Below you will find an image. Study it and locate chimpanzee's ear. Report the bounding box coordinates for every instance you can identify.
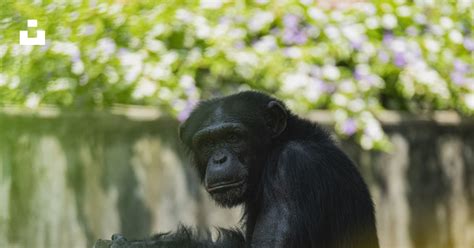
[265,101,288,137]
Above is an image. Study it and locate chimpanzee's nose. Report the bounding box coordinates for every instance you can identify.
[212,151,228,164]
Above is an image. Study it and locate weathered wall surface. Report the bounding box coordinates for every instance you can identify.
[0,108,473,248]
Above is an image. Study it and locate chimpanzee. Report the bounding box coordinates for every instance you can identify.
[101,91,379,248]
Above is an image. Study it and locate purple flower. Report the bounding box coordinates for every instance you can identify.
[320,81,336,93]
[394,52,407,67]
[270,27,280,35]
[72,53,81,63]
[350,39,363,50]
[450,60,471,85]
[348,34,367,50]
[464,38,474,51]
[406,26,418,36]
[283,30,307,45]
[281,14,308,45]
[83,25,96,36]
[378,51,390,63]
[283,14,299,29]
[234,41,245,49]
[342,119,357,136]
[383,33,394,45]
[219,16,231,25]
[178,100,198,122]
[454,60,470,74]
[450,72,465,85]
[354,68,363,81]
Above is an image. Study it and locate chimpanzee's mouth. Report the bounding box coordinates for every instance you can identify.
[206,179,245,193]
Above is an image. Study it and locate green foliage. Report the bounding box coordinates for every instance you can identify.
[0,0,473,150]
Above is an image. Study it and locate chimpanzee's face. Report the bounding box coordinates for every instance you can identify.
[190,119,251,207]
[179,94,288,207]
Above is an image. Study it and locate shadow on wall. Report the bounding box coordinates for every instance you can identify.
[342,121,474,248]
[0,111,242,248]
[0,109,473,248]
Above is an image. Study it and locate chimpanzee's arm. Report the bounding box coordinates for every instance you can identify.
[249,201,291,248]
[96,226,245,248]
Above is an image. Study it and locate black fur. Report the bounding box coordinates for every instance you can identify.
[107,91,379,248]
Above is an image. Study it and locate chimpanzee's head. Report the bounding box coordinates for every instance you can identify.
[179,91,288,207]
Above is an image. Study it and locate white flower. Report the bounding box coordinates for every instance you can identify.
[304,79,322,101]
[52,42,80,57]
[179,75,195,88]
[308,7,327,22]
[464,94,474,110]
[176,9,194,23]
[253,35,277,53]
[390,39,407,53]
[133,78,157,99]
[248,11,274,33]
[365,17,379,29]
[449,30,463,44]
[332,93,348,106]
[414,14,427,24]
[229,51,259,67]
[358,3,376,15]
[194,16,211,38]
[324,25,340,40]
[0,73,6,86]
[284,47,302,59]
[396,6,411,17]
[334,109,348,122]
[330,11,343,22]
[430,25,444,36]
[339,80,355,93]
[9,76,20,89]
[300,0,313,5]
[348,99,365,112]
[440,17,454,29]
[200,0,222,9]
[360,134,374,150]
[281,72,308,92]
[342,24,365,41]
[161,52,178,65]
[365,119,383,140]
[118,49,144,82]
[322,64,340,81]
[78,24,96,36]
[145,39,165,52]
[72,60,84,75]
[424,38,440,52]
[25,93,40,108]
[144,62,171,81]
[382,14,398,29]
[48,78,71,91]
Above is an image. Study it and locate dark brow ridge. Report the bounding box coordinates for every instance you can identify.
[192,123,247,145]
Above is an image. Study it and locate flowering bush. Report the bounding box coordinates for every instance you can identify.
[0,0,473,150]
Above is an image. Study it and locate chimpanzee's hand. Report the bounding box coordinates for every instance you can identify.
[94,234,147,248]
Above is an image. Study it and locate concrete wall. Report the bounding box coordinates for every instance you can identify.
[0,107,473,248]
